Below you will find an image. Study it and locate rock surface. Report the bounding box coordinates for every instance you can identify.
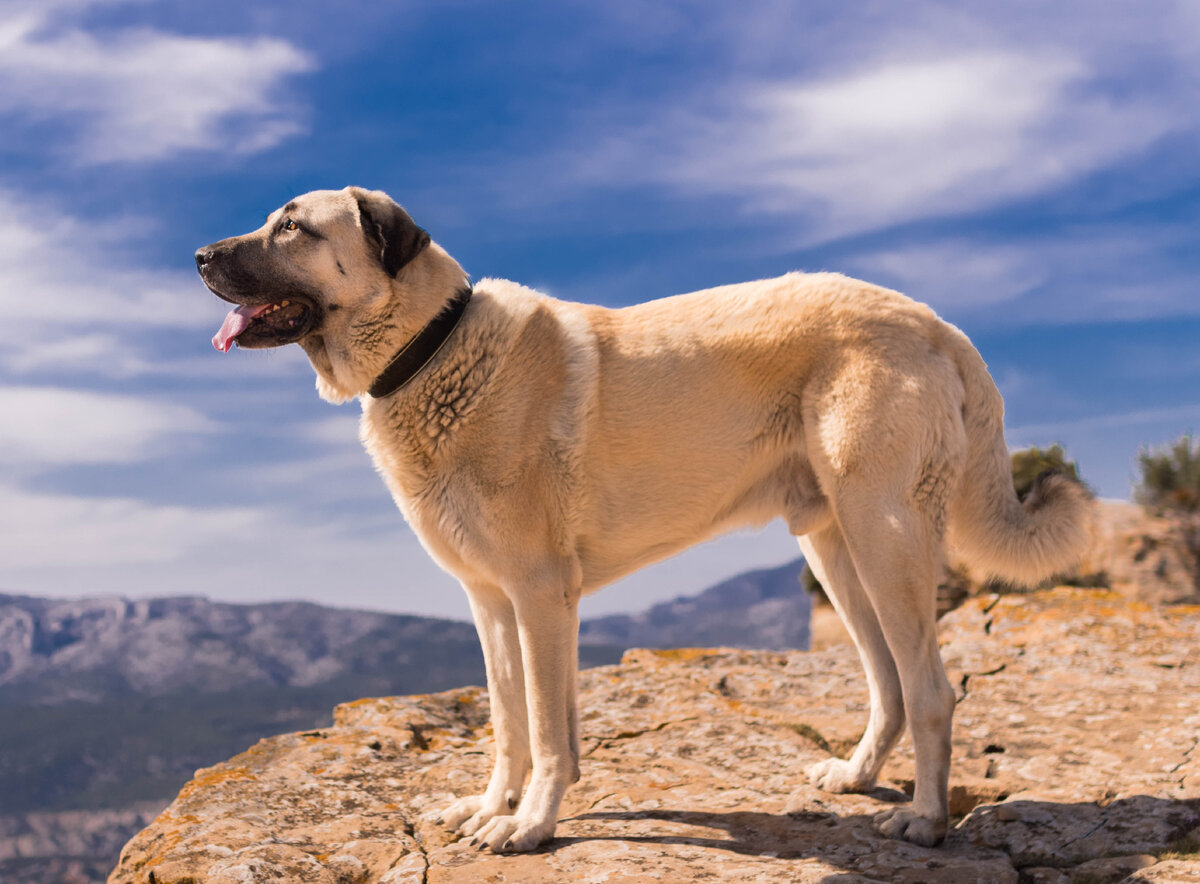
[109,590,1200,883]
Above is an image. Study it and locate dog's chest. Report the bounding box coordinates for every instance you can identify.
[359,400,442,510]
[357,395,493,574]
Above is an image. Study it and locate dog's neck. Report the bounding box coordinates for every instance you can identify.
[367,285,472,398]
[300,244,471,403]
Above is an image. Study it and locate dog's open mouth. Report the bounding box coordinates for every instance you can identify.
[212,299,314,351]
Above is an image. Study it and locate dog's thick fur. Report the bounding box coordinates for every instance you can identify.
[197,187,1093,852]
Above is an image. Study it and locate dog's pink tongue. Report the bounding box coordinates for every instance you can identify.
[213,305,262,352]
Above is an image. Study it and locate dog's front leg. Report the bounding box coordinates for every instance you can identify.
[439,584,531,836]
[470,577,579,853]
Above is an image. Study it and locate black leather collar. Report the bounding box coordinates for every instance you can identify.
[367,286,473,398]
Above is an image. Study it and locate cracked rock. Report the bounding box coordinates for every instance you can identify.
[109,590,1200,883]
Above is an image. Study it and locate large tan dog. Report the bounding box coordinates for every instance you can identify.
[197,187,1092,852]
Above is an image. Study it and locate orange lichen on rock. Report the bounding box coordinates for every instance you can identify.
[110,589,1200,884]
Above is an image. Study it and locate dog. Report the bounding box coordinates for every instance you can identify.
[196,187,1092,852]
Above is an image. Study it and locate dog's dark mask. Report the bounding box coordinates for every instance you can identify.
[197,228,323,351]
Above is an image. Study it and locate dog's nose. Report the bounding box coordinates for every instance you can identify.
[195,248,212,270]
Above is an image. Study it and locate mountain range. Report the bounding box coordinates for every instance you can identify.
[1,558,808,710]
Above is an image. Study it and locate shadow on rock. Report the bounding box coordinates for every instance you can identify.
[956,795,1200,868]
[549,793,1200,880]
[561,808,887,860]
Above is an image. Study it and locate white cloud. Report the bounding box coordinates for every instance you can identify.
[0,477,471,618]
[841,222,1200,323]
[0,385,213,466]
[0,481,263,569]
[0,191,205,327]
[848,240,1045,310]
[303,414,365,448]
[0,188,317,380]
[0,6,313,163]
[586,50,1175,241]
[216,414,389,508]
[2,333,139,376]
[1008,403,1200,442]
[0,468,804,622]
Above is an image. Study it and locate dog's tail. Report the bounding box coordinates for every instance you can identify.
[945,328,1094,586]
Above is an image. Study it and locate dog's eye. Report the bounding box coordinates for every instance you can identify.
[283,219,299,232]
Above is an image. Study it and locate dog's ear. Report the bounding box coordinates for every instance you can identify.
[349,187,431,277]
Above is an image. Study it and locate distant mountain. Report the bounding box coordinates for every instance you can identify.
[0,594,490,705]
[580,557,810,651]
[0,559,810,882]
[0,558,809,709]
[0,595,512,820]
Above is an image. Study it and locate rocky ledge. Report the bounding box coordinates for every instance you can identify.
[109,589,1200,884]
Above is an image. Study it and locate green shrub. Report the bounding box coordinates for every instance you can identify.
[1009,443,1081,501]
[1136,434,1200,514]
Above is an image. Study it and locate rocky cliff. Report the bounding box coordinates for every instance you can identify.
[109,589,1200,883]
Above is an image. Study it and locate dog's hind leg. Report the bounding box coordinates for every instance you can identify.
[834,491,955,846]
[565,604,582,784]
[439,583,531,837]
[799,523,906,794]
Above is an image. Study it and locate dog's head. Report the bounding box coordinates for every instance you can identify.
[197,187,465,402]
[196,187,429,352]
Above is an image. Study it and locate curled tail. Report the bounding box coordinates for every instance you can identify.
[945,329,1094,586]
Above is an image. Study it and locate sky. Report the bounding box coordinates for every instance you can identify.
[1,0,1198,620]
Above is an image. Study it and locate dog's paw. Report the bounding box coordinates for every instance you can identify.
[874,807,947,846]
[438,792,519,836]
[437,795,484,831]
[806,757,873,793]
[468,814,556,853]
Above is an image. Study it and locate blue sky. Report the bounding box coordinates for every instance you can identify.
[1,0,1198,619]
